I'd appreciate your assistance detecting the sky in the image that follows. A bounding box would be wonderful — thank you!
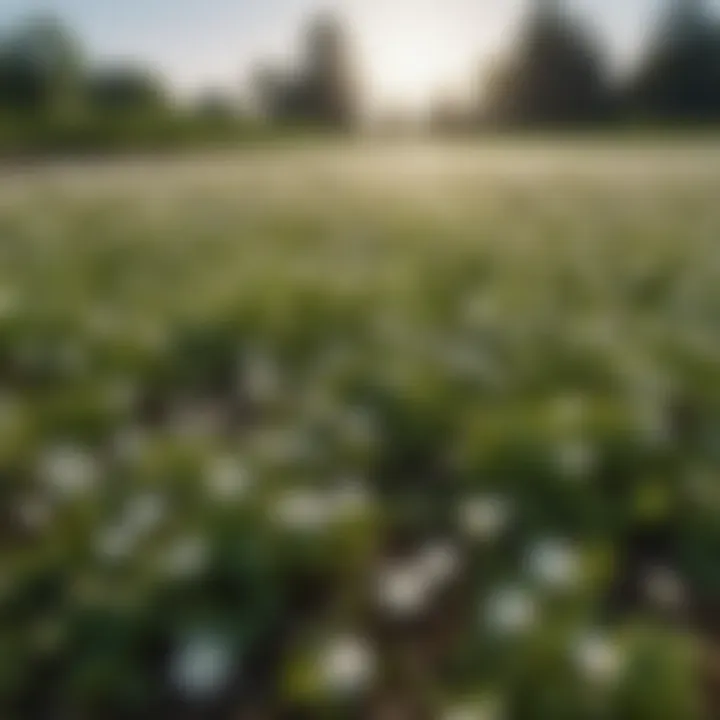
[0,0,717,109]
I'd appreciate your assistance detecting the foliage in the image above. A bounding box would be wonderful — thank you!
[0,14,85,117]
[0,113,271,157]
[3,2,720,153]
[0,14,253,155]
[627,0,720,122]
[86,66,169,115]
[0,142,718,717]
[483,0,609,126]
[253,13,360,130]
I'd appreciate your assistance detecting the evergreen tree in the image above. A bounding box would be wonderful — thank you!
[629,0,720,122]
[0,14,84,117]
[483,0,608,126]
[251,13,360,129]
[298,13,359,129]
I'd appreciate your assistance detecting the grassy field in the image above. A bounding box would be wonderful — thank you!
[2,141,720,718]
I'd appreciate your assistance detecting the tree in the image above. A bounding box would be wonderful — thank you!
[483,0,609,126]
[87,66,169,115]
[0,14,84,116]
[250,62,299,122]
[300,13,359,128]
[628,0,720,122]
[193,89,239,120]
[254,14,360,129]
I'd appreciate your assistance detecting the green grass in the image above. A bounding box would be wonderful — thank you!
[1,141,719,718]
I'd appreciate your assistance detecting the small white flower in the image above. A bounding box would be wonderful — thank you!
[97,494,167,562]
[643,565,687,611]
[318,635,375,695]
[484,586,537,636]
[96,523,138,561]
[124,493,166,534]
[458,495,513,541]
[527,539,582,590]
[170,631,235,700]
[572,633,624,686]
[417,542,462,589]
[375,561,432,618]
[161,536,209,578]
[38,445,99,497]
[273,490,331,532]
[206,455,250,501]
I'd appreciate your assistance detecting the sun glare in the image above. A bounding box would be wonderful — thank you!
[354,2,475,114]
[365,37,451,110]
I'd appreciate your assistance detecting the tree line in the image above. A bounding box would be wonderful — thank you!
[1,0,720,151]
[478,0,720,130]
[0,17,167,120]
[0,15,256,154]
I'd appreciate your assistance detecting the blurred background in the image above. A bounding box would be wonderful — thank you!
[1,0,720,151]
[2,2,720,720]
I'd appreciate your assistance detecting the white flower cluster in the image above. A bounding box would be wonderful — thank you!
[38,444,100,498]
[170,630,236,701]
[96,492,168,562]
[526,538,583,590]
[571,632,625,687]
[316,634,376,695]
[205,454,251,501]
[458,494,513,542]
[272,478,374,532]
[159,535,210,578]
[484,586,537,636]
[375,541,462,619]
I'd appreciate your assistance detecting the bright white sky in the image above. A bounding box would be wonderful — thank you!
[0,0,718,111]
